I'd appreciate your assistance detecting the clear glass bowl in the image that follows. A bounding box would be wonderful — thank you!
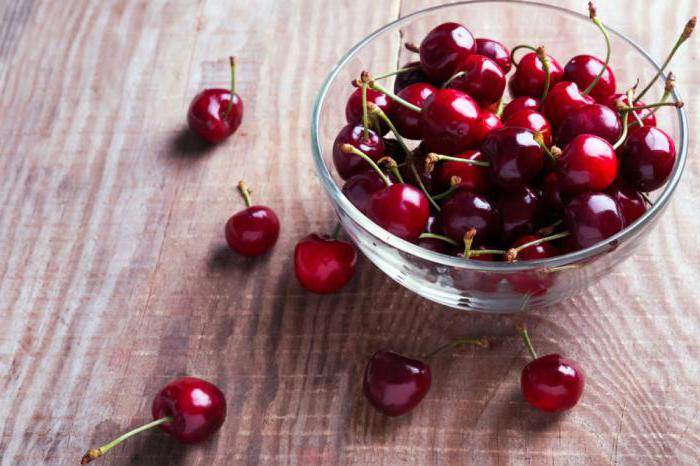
[311,1,688,313]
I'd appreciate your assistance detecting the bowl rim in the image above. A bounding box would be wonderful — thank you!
[311,0,688,272]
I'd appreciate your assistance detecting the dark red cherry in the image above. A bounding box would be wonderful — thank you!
[421,89,481,154]
[564,55,616,101]
[498,187,544,242]
[393,82,437,139]
[557,103,621,146]
[394,61,435,93]
[509,52,564,99]
[383,138,407,164]
[554,134,617,195]
[400,150,435,194]
[440,191,500,244]
[368,184,430,241]
[475,38,511,73]
[342,169,392,215]
[504,109,552,146]
[434,150,491,193]
[345,87,393,134]
[541,172,567,212]
[510,234,559,261]
[522,354,584,412]
[447,54,505,107]
[419,22,476,83]
[294,233,358,294]
[606,183,647,227]
[564,192,623,249]
[332,124,385,180]
[417,236,453,254]
[506,234,559,294]
[481,127,545,188]
[502,96,541,122]
[620,126,676,192]
[602,94,657,127]
[225,205,280,257]
[541,81,595,128]
[364,351,431,416]
[472,110,503,147]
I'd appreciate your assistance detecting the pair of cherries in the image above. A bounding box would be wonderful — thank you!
[364,324,583,416]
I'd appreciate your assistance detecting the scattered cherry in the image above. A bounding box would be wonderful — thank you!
[225,181,280,256]
[564,191,623,249]
[421,88,481,154]
[294,229,358,294]
[557,103,621,146]
[364,351,431,416]
[475,37,512,73]
[419,22,476,82]
[620,126,676,192]
[446,54,505,107]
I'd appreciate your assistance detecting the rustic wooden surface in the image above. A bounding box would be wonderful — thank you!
[0,0,698,464]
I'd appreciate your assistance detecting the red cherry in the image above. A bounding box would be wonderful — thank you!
[606,183,647,227]
[434,150,491,193]
[472,110,503,146]
[498,187,544,242]
[447,54,505,107]
[620,126,676,192]
[475,38,512,73]
[342,169,391,215]
[509,52,564,98]
[225,181,280,256]
[522,354,584,412]
[510,234,559,261]
[601,94,657,127]
[557,103,621,146]
[332,124,385,180]
[401,151,435,194]
[502,96,541,122]
[294,233,357,294]
[440,191,500,244]
[419,22,476,82]
[541,172,567,212]
[506,235,559,295]
[564,55,616,100]
[368,184,430,241]
[345,87,393,135]
[393,82,437,139]
[364,351,431,416]
[541,81,595,128]
[421,89,481,154]
[554,134,617,195]
[481,127,545,188]
[188,58,242,143]
[504,109,552,146]
[564,192,623,249]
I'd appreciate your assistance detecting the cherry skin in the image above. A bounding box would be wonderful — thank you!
[401,151,435,194]
[541,172,567,212]
[367,184,430,241]
[152,377,227,444]
[475,38,512,73]
[421,89,481,154]
[506,235,559,295]
[225,206,280,257]
[332,124,385,180]
[481,127,545,188]
[498,186,544,242]
[188,89,243,143]
[439,191,500,244]
[419,22,476,83]
[502,96,541,122]
[345,87,393,134]
[294,234,358,294]
[602,93,657,127]
[504,109,553,146]
[364,351,431,416]
[541,81,595,128]
[510,235,559,261]
[472,110,503,147]
[606,183,647,227]
[393,82,437,140]
[434,150,491,193]
[564,55,616,101]
[342,169,392,215]
[394,61,435,93]
[509,52,564,99]
[620,126,676,192]
[554,134,617,195]
[521,354,584,412]
[557,103,621,146]
[564,192,624,249]
[447,54,505,107]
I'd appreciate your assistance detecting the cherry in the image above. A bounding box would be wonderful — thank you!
[224,181,280,256]
[509,234,559,261]
[475,38,512,73]
[557,103,621,146]
[472,110,503,146]
[342,168,394,215]
[541,81,595,128]
[502,96,541,122]
[541,172,567,212]
[481,127,545,188]
[401,150,435,194]
[518,324,584,412]
[504,109,552,146]
[505,234,562,295]
[509,51,564,99]
[601,94,657,127]
[345,87,393,134]
[364,351,431,416]
[332,124,384,180]
[554,134,617,195]
[421,88,481,154]
[498,186,544,242]
[383,138,407,164]
[294,231,358,294]
[419,22,476,82]
[564,192,623,249]
[368,184,430,241]
[81,377,226,463]
[188,57,242,143]
[446,54,505,107]
[564,55,616,101]
[440,191,500,244]
[394,61,434,93]
[393,82,437,139]
[606,183,647,227]
[433,150,491,193]
[620,126,676,192]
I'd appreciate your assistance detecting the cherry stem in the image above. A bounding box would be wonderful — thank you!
[495,98,506,118]
[506,231,570,262]
[419,232,459,246]
[536,46,551,101]
[340,144,391,186]
[378,157,405,183]
[424,337,492,359]
[582,2,612,96]
[442,71,465,89]
[365,72,422,113]
[431,176,461,201]
[80,416,172,464]
[621,100,683,112]
[462,228,477,259]
[536,219,563,236]
[405,42,420,53]
[510,44,538,67]
[374,65,421,81]
[534,132,559,163]
[223,56,237,120]
[635,16,696,103]
[238,180,253,208]
[361,83,370,140]
[613,108,630,150]
[471,248,507,257]
[648,72,676,118]
[426,153,490,171]
[516,323,538,360]
[331,222,342,239]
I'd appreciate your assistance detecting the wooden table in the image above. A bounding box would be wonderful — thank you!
[1,0,698,464]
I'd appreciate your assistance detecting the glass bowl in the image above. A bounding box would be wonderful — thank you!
[311,1,688,313]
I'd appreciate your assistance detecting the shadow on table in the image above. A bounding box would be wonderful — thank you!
[168,127,217,160]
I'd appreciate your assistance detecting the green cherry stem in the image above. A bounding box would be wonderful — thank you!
[510,44,538,67]
[582,2,612,96]
[425,153,490,172]
[373,65,421,81]
[536,219,563,236]
[432,176,461,201]
[536,46,551,101]
[647,72,676,118]
[424,337,492,360]
[442,71,465,89]
[621,100,684,112]
[516,323,538,360]
[361,82,370,140]
[495,97,506,118]
[462,228,477,259]
[223,56,238,120]
[534,132,560,163]
[505,231,570,262]
[81,417,173,464]
[340,144,391,186]
[378,157,405,183]
[365,72,422,113]
[612,108,630,150]
[238,180,253,208]
[418,232,460,246]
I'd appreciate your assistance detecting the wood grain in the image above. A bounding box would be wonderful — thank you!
[0,0,698,464]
